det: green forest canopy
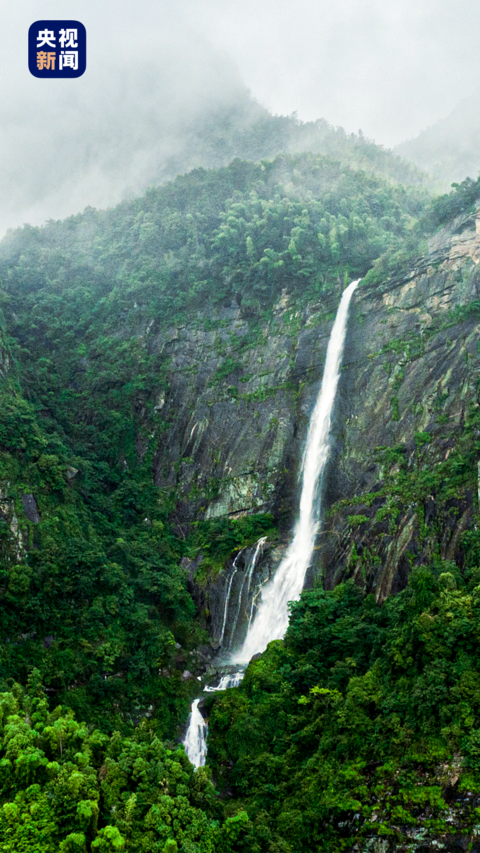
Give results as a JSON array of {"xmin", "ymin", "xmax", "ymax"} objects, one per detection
[{"xmin": 0, "ymin": 152, "xmax": 479, "ymax": 850}]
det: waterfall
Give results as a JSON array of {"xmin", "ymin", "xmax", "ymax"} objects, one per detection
[
  {"xmin": 183, "ymin": 671, "xmax": 244, "ymax": 767},
  {"xmin": 183, "ymin": 539, "xmax": 266, "ymax": 768},
  {"xmin": 247, "ymin": 575, "xmax": 268, "ymax": 632},
  {"xmin": 233, "ymin": 280, "xmax": 359, "ymax": 663},
  {"xmin": 245, "ymin": 536, "xmax": 268, "ymax": 597},
  {"xmin": 183, "ymin": 279, "xmax": 359, "ymax": 767},
  {"xmin": 228, "ymin": 536, "xmax": 268, "ymax": 649},
  {"xmin": 183, "ymin": 699, "xmax": 208, "ymax": 768},
  {"xmin": 218, "ymin": 550, "xmax": 242, "ymax": 648}
]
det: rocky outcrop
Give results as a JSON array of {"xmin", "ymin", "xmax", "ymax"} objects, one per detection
[
  {"xmin": 149, "ymin": 209, "xmax": 480, "ymax": 611},
  {"xmin": 21, "ymin": 494, "xmax": 40, "ymax": 524},
  {"xmin": 321, "ymin": 208, "xmax": 480, "ymax": 597},
  {"xmin": 151, "ymin": 290, "xmax": 344, "ymax": 527}
]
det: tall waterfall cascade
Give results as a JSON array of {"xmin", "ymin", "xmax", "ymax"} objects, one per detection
[
  {"xmin": 233, "ymin": 279, "xmax": 359, "ymax": 663},
  {"xmin": 183, "ymin": 279, "xmax": 359, "ymax": 767}
]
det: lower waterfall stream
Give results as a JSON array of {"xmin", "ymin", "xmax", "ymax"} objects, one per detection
[{"xmin": 184, "ymin": 280, "xmax": 359, "ymax": 768}]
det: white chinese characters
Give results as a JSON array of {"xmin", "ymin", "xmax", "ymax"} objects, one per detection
[
  {"xmin": 59, "ymin": 51, "xmax": 78, "ymax": 71},
  {"xmin": 37, "ymin": 29, "xmax": 56, "ymax": 48},
  {"xmin": 30, "ymin": 20, "xmax": 86, "ymax": 78},
  {"xmin": 59, "ymin": 29, "xmax": 78, "ymax": 48}
]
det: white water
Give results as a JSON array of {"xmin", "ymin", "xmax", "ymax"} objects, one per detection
[
  {"xmin": 183, "ymin": 699, "xmax": 208, "ymax": 767},
  {"xmin": 218, "ymin": 550, "xmax": 242, "ymax": 647},
  {"xmin": 228, "ymin": 536, "xmax": 268, "ymax": 649},
  {"xmin": 245, "ymin": 537, "xmax": 268, "ymax": 597},
  {"xmin": 183, "ymin": 280, "xmax": 359, "ymax": 767},
  {"xmin": 247, "ymin": 575, "xmax": 268, "ymax": 631},
  {"xmin": 204, "ymin": 671, "xmax": 244, "ymax": 692},
  {"xmin": 183, "ymin": 539, "xmax": 266, "ymax": 767},
  {"xmin": 184, "ymin": 671, "xmax": 244, "ymax": 767},
  {"xmin": 233, "ymin": 280, "xmax": 359, "ymax": 663}
]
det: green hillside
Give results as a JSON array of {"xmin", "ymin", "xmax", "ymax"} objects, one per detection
[{"xmin": 1, "ymin": 145, "xmax": 480, "ymax": 850}]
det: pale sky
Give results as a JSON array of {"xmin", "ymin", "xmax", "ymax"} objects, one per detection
[
  {"xmin": 0, "ymin": 0, "xmax": 479, "ymax": 234},
  {"xmin": 184, "ymin": 0, "xmax": 480, "ymax": 145}
]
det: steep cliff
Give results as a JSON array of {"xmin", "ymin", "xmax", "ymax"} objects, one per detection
[
  {"xmin": 0, "ymin": 158, "xmax": 476, "ymax": 668},
  {"xmin": 0, "ymin": 152, "xmax": 431, "ymax": 668},
  {"xmin": 146, "ymin": 206, "xmax": 480, "ymax": 645},
  {"xmin": 150, "ymin": 289, "xmax": 341, "ymax": 524},
  {"xmin": 322, "ymin": 206, "xmax": 480, "ymax": 598},
  {"xmin": 146, "ymin": 288, "xmax": 343, "ymax": 648},
  {"xmin": 201, "ymin": 204, "xmax": 480, "ymax": 852},
  {"xmin": 1, "ymin": 153, "xmax": 480, "ymax": 850}
]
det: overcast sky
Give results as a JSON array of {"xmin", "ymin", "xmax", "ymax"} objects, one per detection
[
  {"xmin": 186, "ymin": 0, "xmax": 480, "ymax": 144},
  {"xmin": 1, "ymin": 0, "xmax": 479, "ymax": 234}
]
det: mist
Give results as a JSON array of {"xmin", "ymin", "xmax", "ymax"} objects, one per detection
[
  {"xmin": 0, "ymin": 2, "xmax": 256, "ymax": 235},
  {"xmin": 189, "ymin": 0, "xmax": 480, "ymax": 147},
  {"xmin": 1, "ymin": 0, "xmax": 480, "ymax": 235}
]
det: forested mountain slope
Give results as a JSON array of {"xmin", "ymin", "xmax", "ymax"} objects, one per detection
[
  {"xmin": 1, "ymin": 150, "xmax": 480, "ymax": 850},
  {"xmin": 2, "ymin": 77, "xmax": 427, "ymax": 239},
  {"xmin": 152, "ymin": 100, "xmax": 426, "ymax": 190},
  {"xmin": 0, "ymin": 155, "xmax": 428, "ymax": 675}
]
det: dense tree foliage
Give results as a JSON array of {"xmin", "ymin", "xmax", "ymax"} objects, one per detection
[
  {"xmin": 0, "ymin": 153, "xmax": 430, "ymax": 729},
  {"xmin": 2, "ymin": 146, "xmax": 479, "ymax": 849},
  {"xmin": 427, "ymin": 173, "xmax": 480, "ymax": 228},
  {"xmin": 0, "ymin": 153, "xmax": 428, "ymax": 328},
  {"xmin": 0, "ymin": 671, "xmax": 230, "ymax": 852},
  {"xmin": 208, "ymin": 564, "xmax": 480, "ymax": 850}
]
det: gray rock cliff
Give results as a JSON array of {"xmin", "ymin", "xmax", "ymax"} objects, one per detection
[{"xmin": 148, "ymin": 209, "xmax": 480, "ymax": 636}]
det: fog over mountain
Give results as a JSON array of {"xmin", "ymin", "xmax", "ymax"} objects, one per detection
[
  {"xmin": 3, "ymin": 2, "xmax": 480, "ymax": 849},
  {"xmin": 1, "ymin": 0, "xmax": 480, "ymax": 234},
  {"xmin": 0, "ymin": 13, "xmax": 255, "ymax": 235},
  {"xmin": 395, "ymin": 90, "xmax": 480, "ymax": 189}
]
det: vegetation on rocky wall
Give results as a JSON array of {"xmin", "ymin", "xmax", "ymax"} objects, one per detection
[
  {"xmin": 0, "ymin": 152, "xmax": 430, "ymax": 720},
  {"xmin": 0, "ymin": 152, "xmax": 479, "ymax": 849},
  {"xmin": 207, "ymin": 566, "xmax": 480, "ymax": 851},
  {"xmin": 363, "ymin": 170, "xmax": 480, "ymax": 290},
  {"xmin": 207, "ymin": 401, "xmax": 480, "ymax": 850},
  {"xmin": 427, "ymin": 172, "xmax": 480, "ymax": 227},
  {"xmin": 0, "ymin": 351, "xmax": 200, "ymax": 735}
]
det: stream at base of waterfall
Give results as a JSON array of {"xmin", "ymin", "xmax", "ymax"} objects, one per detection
[{"xmin": 183, "ymin": 280, "xmax": 359, "ymax": 768}]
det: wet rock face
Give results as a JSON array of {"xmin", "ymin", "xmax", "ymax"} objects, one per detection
[
  {"xmin": 322, "ymin": 212, "xmax": 480, "ymax": 598},
  {"xmin": 185, "ymin": 539, "xmax": 285, "ymax": 653},
  {"xmin": 151, "ymin": 212, "xmax": 480, "ymax": 601},
  {"xmin": 151, "ymin": 292, "xmax": 341, "ymax": 525},
  {"xmin": 21, "ymin": 494, "xmax": 40, "ymax": 524}
]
